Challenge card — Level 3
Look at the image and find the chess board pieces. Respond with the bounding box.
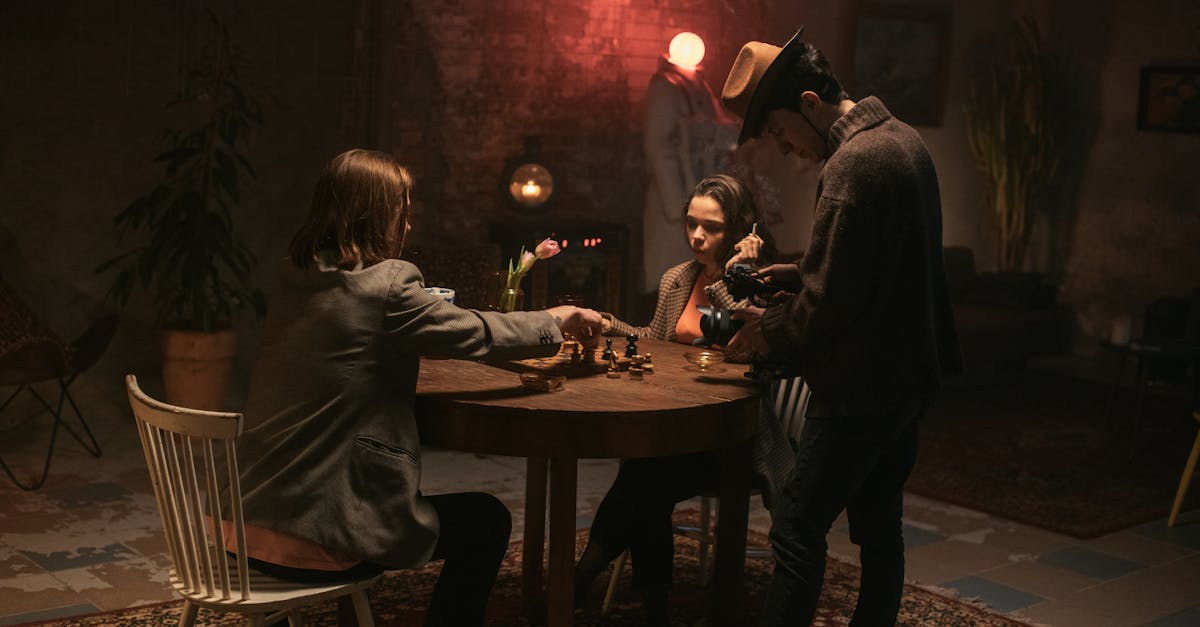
[625,334,639,358]
[629,354,646,380]
[643,352,654,373]
[602,338,615,362]
[607,352,621,378]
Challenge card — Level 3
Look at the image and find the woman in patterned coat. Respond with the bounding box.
[577,174,791,625]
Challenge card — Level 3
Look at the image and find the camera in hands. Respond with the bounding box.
[694,264,776,346]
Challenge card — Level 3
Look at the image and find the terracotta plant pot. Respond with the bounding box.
[161,328,236,411]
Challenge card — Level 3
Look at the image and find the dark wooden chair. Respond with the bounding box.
[0,276,115,490]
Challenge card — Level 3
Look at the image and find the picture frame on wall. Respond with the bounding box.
[1137,66,1200,133]
[850,3,951,127]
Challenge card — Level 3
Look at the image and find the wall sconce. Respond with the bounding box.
[504,136,555,212]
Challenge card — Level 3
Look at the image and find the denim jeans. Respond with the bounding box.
[758,402,922,627]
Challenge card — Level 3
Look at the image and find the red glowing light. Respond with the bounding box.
[668,32,705,70]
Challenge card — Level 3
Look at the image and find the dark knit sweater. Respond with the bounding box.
[760,97,962,417]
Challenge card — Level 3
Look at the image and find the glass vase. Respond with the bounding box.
[498,287,524,313]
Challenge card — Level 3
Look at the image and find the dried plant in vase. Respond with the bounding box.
[963,17,1060,272]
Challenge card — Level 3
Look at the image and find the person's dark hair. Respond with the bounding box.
[289,149,414,270]
[764,42,849,113]
[686,174,778,266]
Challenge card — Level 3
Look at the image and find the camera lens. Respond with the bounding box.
[696,306,744,346]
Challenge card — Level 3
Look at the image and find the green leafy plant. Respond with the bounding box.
[963,17,1060,272]
[98,9,265,332]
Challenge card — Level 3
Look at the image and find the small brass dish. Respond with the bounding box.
[520,372,565,392]
[682,350,725,371]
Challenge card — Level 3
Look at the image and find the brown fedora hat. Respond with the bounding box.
[721,26,805,144]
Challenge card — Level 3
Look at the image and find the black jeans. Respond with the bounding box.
[585,451,722,596]
[758,403,922,627]
[247,491,511,627]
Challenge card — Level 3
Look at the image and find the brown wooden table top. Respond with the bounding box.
[415,338,761,458]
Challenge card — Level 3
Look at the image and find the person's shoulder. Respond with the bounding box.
[347,259,426,295]
[661,260,697,287]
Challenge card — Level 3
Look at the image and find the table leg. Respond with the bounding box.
[547,456,578,627]
[522,457,548,621]
[711,436,752,626]
[1106,351,1127,428]
[1134,358,1148,434]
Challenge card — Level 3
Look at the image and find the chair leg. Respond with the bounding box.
[56,376,102,456]
[0,378,103,491]
[179,600,199,627]
[698,496,714,588]
[350,589,375,627]
[601,549,628,615]
[1168,429,1200,527]
[286,609,305,627]
[246,613,267,627]
[0,385,61,490]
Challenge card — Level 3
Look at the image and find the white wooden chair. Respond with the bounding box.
[126,374,380,627]
[601,376,810,612]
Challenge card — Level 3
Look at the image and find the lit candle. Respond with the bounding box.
[521,180,541,199]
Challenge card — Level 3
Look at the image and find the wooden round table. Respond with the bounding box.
[416,338,760,626]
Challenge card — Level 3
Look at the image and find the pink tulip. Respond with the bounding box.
[515,250,535,274]
[534,237,561,260]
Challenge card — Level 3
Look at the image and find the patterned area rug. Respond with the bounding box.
[907,374,1198,539]
[21,512,1024,626]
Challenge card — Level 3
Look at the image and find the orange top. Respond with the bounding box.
[211,518,360,571]
[674,275,712,345]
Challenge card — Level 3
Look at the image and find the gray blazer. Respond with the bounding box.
[236,258,562,568]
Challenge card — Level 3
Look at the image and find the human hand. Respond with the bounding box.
[753,263,802,294]
[726,307,769,362]
[725,233,765,271]
[546,306,603,347]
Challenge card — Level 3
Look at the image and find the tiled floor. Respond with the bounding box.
[2,372,1200,626]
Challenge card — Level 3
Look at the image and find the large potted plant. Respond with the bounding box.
[98,10,265,410]
[963,17,1060,273]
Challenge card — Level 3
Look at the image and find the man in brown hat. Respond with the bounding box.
[722,28,961,625]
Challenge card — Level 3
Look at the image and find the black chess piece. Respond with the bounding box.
[625,333,639,358]
[602,338,615,362]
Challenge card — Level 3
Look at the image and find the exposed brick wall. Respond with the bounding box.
[381,0,767,246]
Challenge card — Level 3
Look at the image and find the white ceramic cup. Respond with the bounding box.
[424,287,455,304]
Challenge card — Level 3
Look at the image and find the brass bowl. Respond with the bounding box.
[682,350,725,371]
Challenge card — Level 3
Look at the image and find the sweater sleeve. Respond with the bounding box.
[760,193,879,363]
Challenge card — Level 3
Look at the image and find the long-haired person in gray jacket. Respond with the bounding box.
[232,149,602,626]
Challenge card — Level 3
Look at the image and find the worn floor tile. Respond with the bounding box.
[905,539,1013,586]
[21,543,137,572]
[977,520,1079,558]
[0,573,83,615]
[902,494,995,536]
[51,556,174,611]
[0,603,102,627]
[1085,530,1197,567]
[903,523,946,549]
[42,482,133,509]
[0,546,41,579]
[1038,546,1144,581]
[1142,606,1200,627]
[980,559,1099,600]
[1133,520,1200,552]
[942,575,1045,613]
[1016,555,1200,627]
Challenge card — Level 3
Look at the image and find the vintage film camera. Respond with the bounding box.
[694,264,778,346]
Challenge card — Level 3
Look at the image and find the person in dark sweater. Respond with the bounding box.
[720,28,962,625]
